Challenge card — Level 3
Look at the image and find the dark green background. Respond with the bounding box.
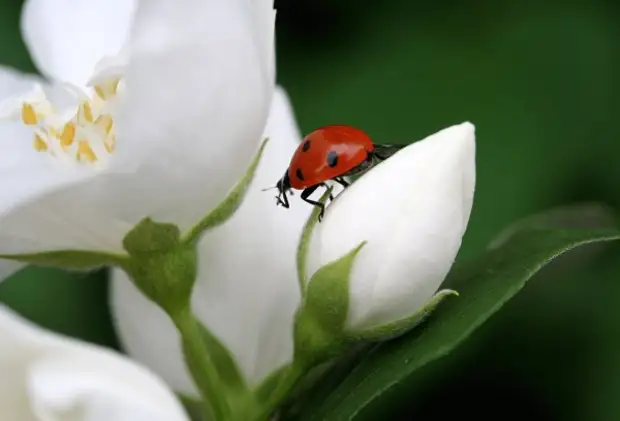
[1,1,619,420]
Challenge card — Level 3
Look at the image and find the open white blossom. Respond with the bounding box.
[0,0,274,273]
[306,122,476,331]
[0,0,310,400]
[0,304,189,421]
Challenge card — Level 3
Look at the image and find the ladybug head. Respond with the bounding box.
[275,171,292,207]
[276,171,290,195]
[262,171,292,208]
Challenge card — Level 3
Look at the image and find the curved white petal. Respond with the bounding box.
[0,165,132,255]
[0,304,188,421]
[249,0,276,85]
[0,0,275,257]
[110,0,273,233]
[21,0,136,85]
[307,123,476,330]
[111,87,308,393]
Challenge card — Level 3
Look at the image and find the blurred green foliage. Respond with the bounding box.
[0,0,619,420]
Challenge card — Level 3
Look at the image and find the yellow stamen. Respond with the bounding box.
[79,102,93,123]
[94,78,120,100]
[60,121,76,147]
[94,114,114,134]
[94,86,105,99]
[76,140,97,163]
[21,103,38,125]
[34,134,47,151]
[104,135,116,153]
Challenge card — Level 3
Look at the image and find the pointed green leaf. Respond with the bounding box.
[291,228,620,421]
[294,241,366,366]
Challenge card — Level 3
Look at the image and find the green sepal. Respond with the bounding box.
[296,186,334,293]
[0,249,127,270]
[121,244,197,315]
[120,218,196,315]
[183,138,270,245]
[123,217,181,254]
[294,241,366,367]
[347,289,459,342]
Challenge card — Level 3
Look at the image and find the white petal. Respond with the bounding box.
[0,65,41,97]
[20,0,136,85]
[249,0,276,84]
[111,87,308,392]
[112,0,273,232]
[0,82,86,261]
[307,123,476,330]
[0,168,132,255]
[0,0,274,256]
[0,304,188,421]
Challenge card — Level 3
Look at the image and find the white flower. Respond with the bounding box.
[0,304,189,421]
[306,122,476,331]
[111,87,310,394]
[0,0,274,271]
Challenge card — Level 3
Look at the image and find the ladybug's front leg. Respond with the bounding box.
[276,189,290,208]
[333,176,349,188]
[301,184,327,221]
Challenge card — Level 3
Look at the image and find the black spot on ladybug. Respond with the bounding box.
[326,150,339,168]
[296,168,305,181]
[301,140,311,152]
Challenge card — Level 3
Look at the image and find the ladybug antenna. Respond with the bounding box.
[261,186,278,192]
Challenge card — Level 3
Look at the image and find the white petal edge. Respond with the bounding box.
[111,86,309,393]
[110,0,273,233]
[0,304,189,421]
[249,0,277,85]
[306,122,476,330]
[20,0,136,86]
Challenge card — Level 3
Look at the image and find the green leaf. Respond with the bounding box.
[0,250,126,270]
[292,228,620,421]
[184,138,269,245]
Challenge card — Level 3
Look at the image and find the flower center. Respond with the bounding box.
[15,76,122,166]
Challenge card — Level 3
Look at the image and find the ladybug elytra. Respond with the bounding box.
[269,125,402,221]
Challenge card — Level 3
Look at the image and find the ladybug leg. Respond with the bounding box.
[276,189,290,208]
[300,184,327,221]
[333,177,349,188]
[319,182,335,201]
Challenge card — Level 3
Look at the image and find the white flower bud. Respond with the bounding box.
[306,122,476,332]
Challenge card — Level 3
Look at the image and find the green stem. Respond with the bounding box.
[172,306,228,421]
[254,363,306,421]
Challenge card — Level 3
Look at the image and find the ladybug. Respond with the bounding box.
[269,125,401,221]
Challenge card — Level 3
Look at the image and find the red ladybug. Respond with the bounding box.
[269,125,401,221]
